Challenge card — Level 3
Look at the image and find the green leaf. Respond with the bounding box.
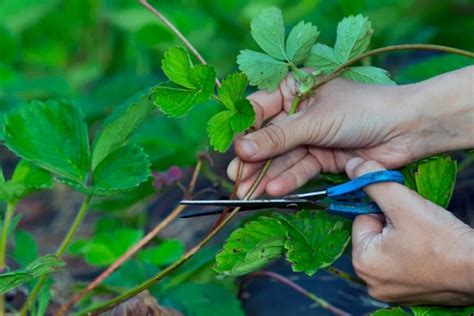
[415,156,457,208]
[207,110,234,153]
[14,230,39,267]
[91,89,155,170]
[237,50,288,92]
[77,228,144,267]
[371,307,410,316]
[215,216,286,276]
[277,210,351,276]
[305,43,340,73]
[138,239,185,267]
[286,21,319,65]
[411,305,474,316]
[154,65,215,117]
[334,14,373,63]
[218,73,248,111]
[229,99,255,133]
[0,160,53,203]
[92,145,151,196]
[3,100,90,184]
[342,66,396,84]
[11,160,52,190]
[250,7,287,61]
[166,283,245,316]
[0,255,64,294]
[161,46,194,89]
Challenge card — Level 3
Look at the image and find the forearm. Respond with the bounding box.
[401,66,474,157]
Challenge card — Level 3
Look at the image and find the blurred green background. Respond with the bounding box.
[1,0,473,168]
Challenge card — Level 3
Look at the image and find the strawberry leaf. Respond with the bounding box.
[207,110,234,152]
[92,144,151,196]
[161,46,194,89]
[286,21,319,65]
[277,210,351,276]
[155,47,216,117]
[237,50,288,92]
[215,216,287,276]
[218,73,248,111]
[371,308,409,315]
[0,160,53,203]
[92,89,156,170]
[414,156,457,208]
[3,100,90,184]
[305,43,339,73]
[0,255,64,294]
[342,66,395,84]
[250,7,287,61]
[229,99,255,133]
[334,14,373,63]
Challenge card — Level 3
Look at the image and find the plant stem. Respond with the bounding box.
[139,0,221,87]
[78,160,274,315]
[56,161,203,315]
[289,95,302,115]
[243,271,350,316]
[20,195,92,316]
[314,44,474,90]
[0,202,16,316]
[325,267,365,286]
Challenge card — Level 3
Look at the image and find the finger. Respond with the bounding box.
[228,147,307,182]
[352,214,384,247]
[248,89,284,127]
[235,112,308,162]
[265,154,322,196]
[236,148,308,198]
[345,158,421,224]
[227,157,262,182]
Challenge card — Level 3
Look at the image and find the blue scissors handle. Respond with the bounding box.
[327,170,404,199]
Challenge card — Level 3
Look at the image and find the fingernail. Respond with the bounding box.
[239,138,258,157]
[346,157,365,172]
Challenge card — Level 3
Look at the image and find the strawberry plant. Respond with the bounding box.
[0,1,473,316]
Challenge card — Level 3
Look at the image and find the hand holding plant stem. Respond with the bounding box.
[79,3,474,314]
[229,66,474,197]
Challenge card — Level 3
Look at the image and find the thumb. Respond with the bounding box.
[235,113,308,161]
[345,157,419,225]
[352,214,384,247]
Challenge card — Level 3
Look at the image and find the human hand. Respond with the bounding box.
[228,66,474,198]
[346,157,474,305]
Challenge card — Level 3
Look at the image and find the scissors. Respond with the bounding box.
[180,170,404,218]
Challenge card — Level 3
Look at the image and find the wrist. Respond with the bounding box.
[397,66,474,159]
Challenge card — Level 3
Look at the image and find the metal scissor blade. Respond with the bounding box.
[180,199,319,210]
[180,199,326,218]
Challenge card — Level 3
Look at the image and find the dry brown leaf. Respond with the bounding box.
[110,291,181,316]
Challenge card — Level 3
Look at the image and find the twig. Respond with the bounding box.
[209,158,244,231]
[55,160,203,315]
[75,42,474,315]
[20,195,93,316]
[139,0,221,87]
[76,159,273,315]
[325,267,365,286]
[313,44,474,90]
[242,271,350,316]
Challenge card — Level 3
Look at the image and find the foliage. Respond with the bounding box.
[0,1,472,315]
[0,255,64,294]
[154,47,255,152]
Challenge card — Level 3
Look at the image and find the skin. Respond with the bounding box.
[227,66,474,305]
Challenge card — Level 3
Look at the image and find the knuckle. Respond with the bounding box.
[262,125,286,151]
[354,160,384,176]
